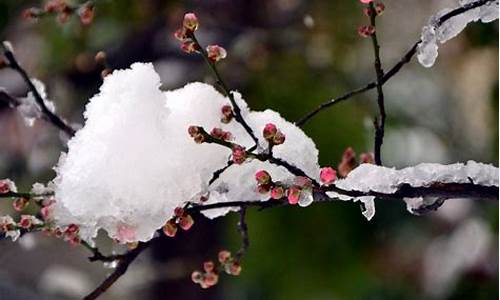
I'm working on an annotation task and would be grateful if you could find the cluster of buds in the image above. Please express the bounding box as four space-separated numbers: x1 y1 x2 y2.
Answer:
210 128 233 142
22 0 94 25
162 207 194 238
191 250 242 289
363 2 385 16
358 25 375 38
188 125 206 144
232 145 247 164
0 179 16 194
13 197 29 212
174 13 227 62
221 104 234 123
319 167 337 186
43 223 81 246
262 123 285 146
337 147 374 177
255 171 313 206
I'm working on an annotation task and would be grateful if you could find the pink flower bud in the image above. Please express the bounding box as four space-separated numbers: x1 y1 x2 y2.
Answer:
188 126 200 137
273 131 286 145
270 186 285 199
181 41 198 53
257 183 272 194
287 187 301 205
320 167 337 185
191 270 203 283
255 170 271 185
183 13 199 32
218 250 232 263
360 152 374 164
221 131 233 141
193 134 206 144
206 45 227 63
360 0 373 3
294 176 313 188
210 128 231 141
41 205 54 220
178 214 194 231
19 215 34 229
203 260 215 272
228 261 242 276
231 145 247 164
343 147 356 161
174 207 185 217
44 0 66 13
221 104 233 123
203 272 219 287
174 28 188 41
375 2 385 15
79 4 94 25
65 224 79 235
163 220 177 237
358 25 375 38
69 235 81 246
0 179 14 194
13 197 29 212
263 123 277 140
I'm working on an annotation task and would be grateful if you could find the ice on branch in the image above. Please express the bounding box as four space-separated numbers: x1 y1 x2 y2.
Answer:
18 79 56 126
53 63 320 243
417 0 499 67
329 161 498 219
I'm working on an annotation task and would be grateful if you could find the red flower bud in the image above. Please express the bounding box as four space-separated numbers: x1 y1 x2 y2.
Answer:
163 220 177 237
178 214 194 231
206 45 227 63
358 25 376 38
174 207 185 217
287 187 301 205
270 186 285 199
263 123 277 140
232 145 247 164
13 197 29 212
183 13 199 32
273 131 286 145
320 167 337 185
255 170 271 185
360 152 375 164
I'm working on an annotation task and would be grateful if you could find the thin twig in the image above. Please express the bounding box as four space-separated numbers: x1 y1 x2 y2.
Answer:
1 43 76 136
368 2 386 166
189 33 259 147
235 207 249 261
295 0 495 128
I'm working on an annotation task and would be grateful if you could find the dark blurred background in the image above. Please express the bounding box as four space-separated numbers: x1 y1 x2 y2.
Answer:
0 0 498 299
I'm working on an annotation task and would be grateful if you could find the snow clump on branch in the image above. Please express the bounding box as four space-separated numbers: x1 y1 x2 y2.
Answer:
52 63 320 243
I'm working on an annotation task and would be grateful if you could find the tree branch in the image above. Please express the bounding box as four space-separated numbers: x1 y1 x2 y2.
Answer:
295 0 495 128
368 2 386 166
1 42 76 137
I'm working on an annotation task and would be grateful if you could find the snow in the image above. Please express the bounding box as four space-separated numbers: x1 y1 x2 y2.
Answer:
53 63 320 242
17 79 57 126
417 0 499 67
328 161 498 219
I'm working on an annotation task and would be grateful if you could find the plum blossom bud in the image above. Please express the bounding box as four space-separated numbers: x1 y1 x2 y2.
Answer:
203 272 219 287
13 197 29 212
19 215 41 229
218 250 231 263
178 214 194 231
263 123 277 140
0 179 16 194
360 0 373 3
191 271 203 283
338 147 357 177
363 7 373 17
287 187 301 205
206 45 227 63
65 224 79 235
193 134 206 144
360 152 374 164
174 28 188 42
68 235 81 246
273 131 286 145
294 176 312 189
188 125 200 137
203 261 215 272
255 170 271 185
79 4 94 25
181 41 198 53
358 25 375 38
228 261 242 276
257 183 272 194
95 51 107 64
320 167 337 185
22 8 40 20
163 220 177 237
174 207 184 217
183 13 199 32
270 186 285 199
44 0 66 13
41 204 54 220
375 3 385 15
221 105 233 123
210 128 232 141
232 145 247 164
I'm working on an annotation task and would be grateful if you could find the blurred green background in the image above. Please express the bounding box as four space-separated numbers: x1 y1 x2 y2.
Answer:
0 1 498 299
